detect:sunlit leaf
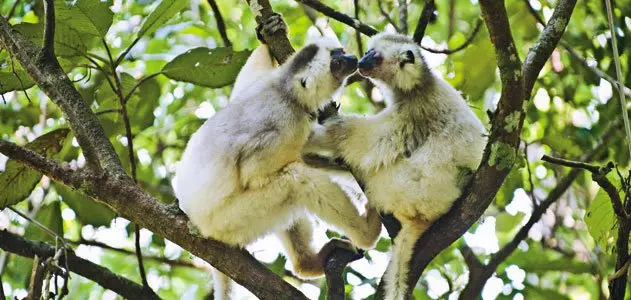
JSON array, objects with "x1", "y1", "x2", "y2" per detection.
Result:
[
  {"x1": 162, "y1": 47, "x2": 251, "y2": 88},
  {"x1": 54, "y1": 182, "x2": 116, "y2": 227},
  {"x1": 585, "y1": 172, "x2": 622, "y2": 254},
  {"x1": 137, "y1": 0, "x2": 188, "y2": 39},
  {"x1": 0, "y1": 129, "x2": 70, "y2": 209},
  {"x1": 55, "y1": 0, "x2": 113, "y2": 38}
]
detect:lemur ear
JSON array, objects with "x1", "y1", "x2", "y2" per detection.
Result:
[{"x1": 399, "y1": 50, "x2": 415, "y2": 68}]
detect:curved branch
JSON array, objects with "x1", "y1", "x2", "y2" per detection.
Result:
[
  {"x1": 296, "y1": 0, "x2": 379, "y2": 36},
  {"x1": 0, "y1": 230, "x2": 158, "y2": 300},
  {"x1": 207, "y1": 0, "x2": 231, "y2": 47},
  {"x1": 421, "y1": 18, "x2": 482, "y2": 54},
  {"x1": 412, "y1": 0, "x2": 436, "y2": 44}
]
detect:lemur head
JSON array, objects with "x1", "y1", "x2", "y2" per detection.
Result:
[
  {"x1": 358, "y1": 33, "x2": 430, "y2": 91},
  {"x1": 280, "y1": 37, "x2": 358, "y2": 112}
]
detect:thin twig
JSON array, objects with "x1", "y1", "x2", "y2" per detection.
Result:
[
  {"x1": 541, "y1": 155, "x2": 601, "y2": 173},
  {"x1": 103, "y1": 39, "x2": 150, "y2": 291},
  {"x1": 207, "y1": 0, "x2": 231, "y2": 47},
  {"x1": 609, "y1": 258, "x2": 631, "y2": 281},
  {"x1": 412, "y1": 0, "x2": 436, "y2": 45},
  {"x1": 604, "y1": 0, "x2": 631, "y2": 160},
  {"x1": 447, "y1": 0, "x2": 455, "y2": 39},
  {"x1": 8, "y1": 207, "x2": 68, "y2": 247},
  {"x1": 296, "y1": 0, "x2": 379, "y2": 36},
  {"x1": 95, "y1": 108, "x2": 122, "y2": 115},
  {"x1": 376, "y1": 0, "x2": 400, "y2": 32},
  {"x1": 122, "y1": 72, "x2": 163, "y2": 105},
  {"x1": 524, "y1": 143, "x2": 538, "y2": 206},
  {"x1": 6, "y1": 0, "x2": 20, "y2": 20},
  {"x1": 27, "y1": 255, "x2": 45, "y2": 300},
  {"x1": 421, "y1": 18, "x2": 482, "y2": 54}
]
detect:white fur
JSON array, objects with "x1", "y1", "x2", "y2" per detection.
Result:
[
  {"x1": 174, "y1": 40, "x2": 381, "y2": 300},
  {"x1": 304, "y1": 33, "x2": 487, "y2": 299}
]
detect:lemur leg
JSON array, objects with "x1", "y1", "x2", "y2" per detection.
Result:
[
  {"x1": 211, "y1": 267, "x2": 233, "y2": 300},
  {"x1": 383, "y1": 216, "x2": 430, "y2": 300},
  {"x1": 294, "y1": 165, "x2": 383, "y2": 249}
]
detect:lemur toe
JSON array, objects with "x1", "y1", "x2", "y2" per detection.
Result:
[{"x1": 263, "y1": 13, "x2": 287, "y2": 36}]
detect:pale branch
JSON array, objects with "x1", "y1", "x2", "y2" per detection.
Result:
[
  {"x1": 0, "y1": 140, "x2": 308, "y2": 300},
  {"x1": 398, "y1": 0, "x2": 408, "y2": 34},
  {"x1": 0, "y1": 13, "x2": 308, "y2": 298},
  {"x1": 412, "y1": 0, "x2": 436, "y2": 45},
  {"x1": 207, "y1": 0, "x2": 231, "y2": 47},
  {"x1": 420, "y1": 18, "x2": 482, "y2": 55},
  {"x1": 522, "y1": 0, "x2": 631, "y2": 98},
  {"x1": 461, "y1": 123, "x2": 617, "y2": 298},
  {"x1": 0, "y1": 15, "x2": 123, "y2": 175},
  {"x1": 296, "y1": 0, "x2": 379, "y2": 36},
  {"x1": 0, "y1": 230, "x2": 158, "y2": 300},
  {"x1": 522, "y1": 0, "x2": 577, "y2": 96},
  {"x1": 246, "y1": 0, "x2": 295, "y2": 63},
  {"x1": 27, "y1": 255, "x2": 45, "y2": 300},
  {"x1": 541, "y1": 155, "x2": 601, "y2": 174}
]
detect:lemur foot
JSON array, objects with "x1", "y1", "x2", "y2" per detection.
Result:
[
  {"x1": 256, "y1": 12, "x2": 288, "y2": 44},
  {"x1": 318, "y1": 238, "x2": 362, "y2": 264}
]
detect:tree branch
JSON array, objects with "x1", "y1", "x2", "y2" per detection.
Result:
[
  {"x1": 296, "y1": 0, "x2": 379, "y2": 36},
  {"x1": 246, "y1": 0, "x2": 295, "y2": 63},
  {"x1": 420, "y1": 18, "x2": 482, "y2": 54},
  {"x1": 207, "y1": 0, "x2": 231, "y2": 47},
  {"x1": 27, "y1": 255, "x2": 45, "y2": 300},
  {"x1": 375, "y1": 0, "x2": 576, "y2": 296},
  {"x1": 522, "y1": 0, "x2": 577, "y2": 96},
  {"x1": 412, "y1": 0, "x2": 436, "y2": 45},
  {"x1": 460, "y1": 120, "x2": 618, "y2": 297},
  {"x1": 0, "y1": 14, "x2": 308, "y2": 298},
  {"x1": 398, "y1": 0, "x2": 408, "y2": 34},
  {"x1": 41, "y1": 0, "x2": 55, "y2": 59},
  {"x1": 376, "y1": 0, "x2": 400, "y2": 32},
  {"x1": 0, "y1": 15, "x2": 123, "y2": 175},
  {"x1": 0, "y1": 230, "x2": 158, "y2": 299},
  {"x1": 324, "y1": 248, "x2": 363, "y2": 299}
]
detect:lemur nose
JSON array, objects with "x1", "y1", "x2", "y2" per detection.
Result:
[{"x1": 358, "y1": 50, "x2": 382, "y2": 71}]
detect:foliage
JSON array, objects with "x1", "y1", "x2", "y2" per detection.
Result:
[{"x1": 0, "y1": 0, "x2": 630, "y2": 299}]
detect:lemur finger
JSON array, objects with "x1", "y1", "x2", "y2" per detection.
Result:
[{"x1": 262, "y1": 13, "x2": 287, "y2": 37}]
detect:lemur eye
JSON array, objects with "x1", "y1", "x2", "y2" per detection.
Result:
[
  {"x1": 300, "y1": 78, "x2": 307, "y2": 88},
  {"x1": 399, "y1": 50, "x2": 415, "y2": 68}
]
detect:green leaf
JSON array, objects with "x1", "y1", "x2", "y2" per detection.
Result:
[
  {"x1": 54, "y1": 183, "x2": 116, "y2": 227},
  {"x1": 55, "y1": 0, "x2": 113, "y2": 38},
  {"x1": 25, "y1": 201, "x2": 64, "y2": 243},
  {"x1": 137, "y1": 0, "x2": 188, "y2": 39},
  {"x1": 0, "y1": 129, "x2": 70, "y2": 209},
  {"x1": 0, "y1": 70, "x2": 35, "y2": 93},
  {"x1": 584, "y1": 172, "x2": 622, "y2": 254},
  {"x1": 162, "y1": 47, "x2": 251, "y2": 88},
  {"x1": 503, "y1": 246, "x2": 593, "y2": 274},
  {"x1": 13, "y1": 22, "x2": 89, "y2": 56}
]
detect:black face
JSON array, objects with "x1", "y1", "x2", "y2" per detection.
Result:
[
  {"x1": 330, "y1": 48, "x2": 358, "y2": 79},
  {"x1": 358, "y1": 49, "x2": 383, "y2": 74}
]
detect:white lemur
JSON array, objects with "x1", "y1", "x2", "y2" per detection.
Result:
[
  {"x1": 304, "y1": 33, "x2": 487, "y2": 300},
  {"x1": 173, "y1": 14, "x2": 382, "y2": 299}
]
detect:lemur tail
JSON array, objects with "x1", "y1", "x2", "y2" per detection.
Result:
[
  {"x1": 211, "y1": 267, "x2": 233, "y2": 300},
  {"x1": 383, "y1": 222, "x2": 429, "y2": 300}
]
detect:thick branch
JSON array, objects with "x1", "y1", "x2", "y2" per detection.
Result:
[
  {"x1": 412, "y1": 0, "x2": 436, "y2": 45},
  {"x1": 296, "y1": 0, "x2": 379, "y2": 36},
  {"x1": 246, "y1": 0, "x2": 295, "y2": 63},
  {"x1": 324, "y1": 248, "x2": 363, "y2": 299},
  {"x1": 207, "y1": 0, "x2": 231, "y2": 47},
  {"x1": 0, "y1": 142, "x2": 307, "y2": 300},
  {"x1": 0, "y1": 15, "x2": 123, "y2": 175},
  {"x1": 375, "y1": 0, "x2": 530, "y2": 298},
  {"x1": 0, "y1": 230, "x2": 157, "y2": 299},
  {"x1": 522, "y1": 0, "x2": 577, "y2": 95},
  {"x1": 461, "y1": 122, "x2": 617, "y2": 298},
  {"x1": 41, "y1": 0, "x2": 55, "y2": 58}
]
